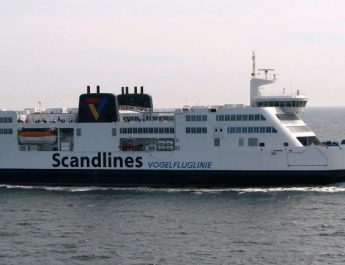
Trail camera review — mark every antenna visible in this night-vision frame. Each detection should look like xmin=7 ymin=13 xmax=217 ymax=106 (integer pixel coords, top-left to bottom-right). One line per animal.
xmin=258 ymin=68 xmax=275 ymax=79
xmin=251 ymin=51 xmax=256 ymax=77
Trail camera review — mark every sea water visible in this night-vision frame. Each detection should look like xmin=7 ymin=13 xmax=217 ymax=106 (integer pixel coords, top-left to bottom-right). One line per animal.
xmin=1 ymin=107 xmax=345 ymax=265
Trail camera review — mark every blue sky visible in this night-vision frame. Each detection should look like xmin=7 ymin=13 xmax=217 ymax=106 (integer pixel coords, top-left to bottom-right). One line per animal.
xmin=1 ymin=0 xmax=345 ymax=109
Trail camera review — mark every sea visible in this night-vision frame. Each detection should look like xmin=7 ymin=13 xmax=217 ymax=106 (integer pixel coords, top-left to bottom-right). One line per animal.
xmin=1 ymin=107 xmax=345 ymax=265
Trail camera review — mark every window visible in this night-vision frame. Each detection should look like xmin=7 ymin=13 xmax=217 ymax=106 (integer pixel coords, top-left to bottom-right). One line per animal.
xmin=76 ymin=128 xmax=81 ymax=136
xmin=228 ymin=126 xmax=277 ymax=134
xmin=120 ymin=127 xmax=174 ymax=134
xmin=112 ymin=128 xmax=117 ymax=136
xmin=287 ymin=126 xmax=310 ymax=133
xmin=0 ymin=117 xmax=13 ymax=123
xmin=248 ymin=138 xmax=258 ymax=146
xmin=186 ymin=127 xmax=207 ymax=134
xmin=187 ymin=115 xmax=207 ymax=122
xmin=297 ymin=136 xmax=320 ymax=146
xmin=0 ymin=128 xmax=13 ymax=134
xmin=214 ymin=138 xmax=220 ymax=146
xmin=276 ymin=114 xmax=299 ymax=121
xmin=218 ymin=114 xmax=265 ymax=122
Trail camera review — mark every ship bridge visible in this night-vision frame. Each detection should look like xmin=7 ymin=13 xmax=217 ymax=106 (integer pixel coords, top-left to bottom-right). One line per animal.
xmin=250 ymin=52 xmax=308 ymax=114
xmin=254 ymin=94 xmax=308 ymax=114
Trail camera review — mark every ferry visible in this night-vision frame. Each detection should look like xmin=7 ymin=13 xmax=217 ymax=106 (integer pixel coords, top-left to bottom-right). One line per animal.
xmin=1 ymin=53 xmax=345 ymax=187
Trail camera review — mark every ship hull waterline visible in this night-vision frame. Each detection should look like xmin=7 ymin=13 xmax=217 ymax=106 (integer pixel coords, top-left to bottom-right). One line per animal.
xmin=0 ymin=169 xmax=345 ymax=187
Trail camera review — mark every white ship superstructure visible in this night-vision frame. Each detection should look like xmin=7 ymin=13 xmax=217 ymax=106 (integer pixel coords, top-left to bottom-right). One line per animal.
xmin=0 ymin=54 xmax=344 ymax=186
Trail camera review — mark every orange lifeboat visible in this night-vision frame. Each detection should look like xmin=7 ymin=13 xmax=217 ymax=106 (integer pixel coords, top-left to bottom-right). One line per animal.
xmin=18 ymin=130 xmax=57 ymax=144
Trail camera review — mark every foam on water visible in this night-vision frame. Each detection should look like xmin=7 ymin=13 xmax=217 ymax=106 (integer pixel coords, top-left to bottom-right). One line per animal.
xmin=1 ymin=184 xmax=345 ymax=193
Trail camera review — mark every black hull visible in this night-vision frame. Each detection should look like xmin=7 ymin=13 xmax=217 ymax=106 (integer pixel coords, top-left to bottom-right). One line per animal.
xmin=1 ymin=169 xmax=345 ymax=187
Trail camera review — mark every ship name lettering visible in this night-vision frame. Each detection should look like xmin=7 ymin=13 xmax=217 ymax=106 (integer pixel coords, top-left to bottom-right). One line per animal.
xmin=52 ymin=152 xmax=143 ymax=168
xmin=147 ymin=161 xmax=212 ymax=169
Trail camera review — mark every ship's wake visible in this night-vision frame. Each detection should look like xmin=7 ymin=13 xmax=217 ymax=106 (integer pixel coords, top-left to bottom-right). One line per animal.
xmin=1 ymin=185 xmax=345 ymax=193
